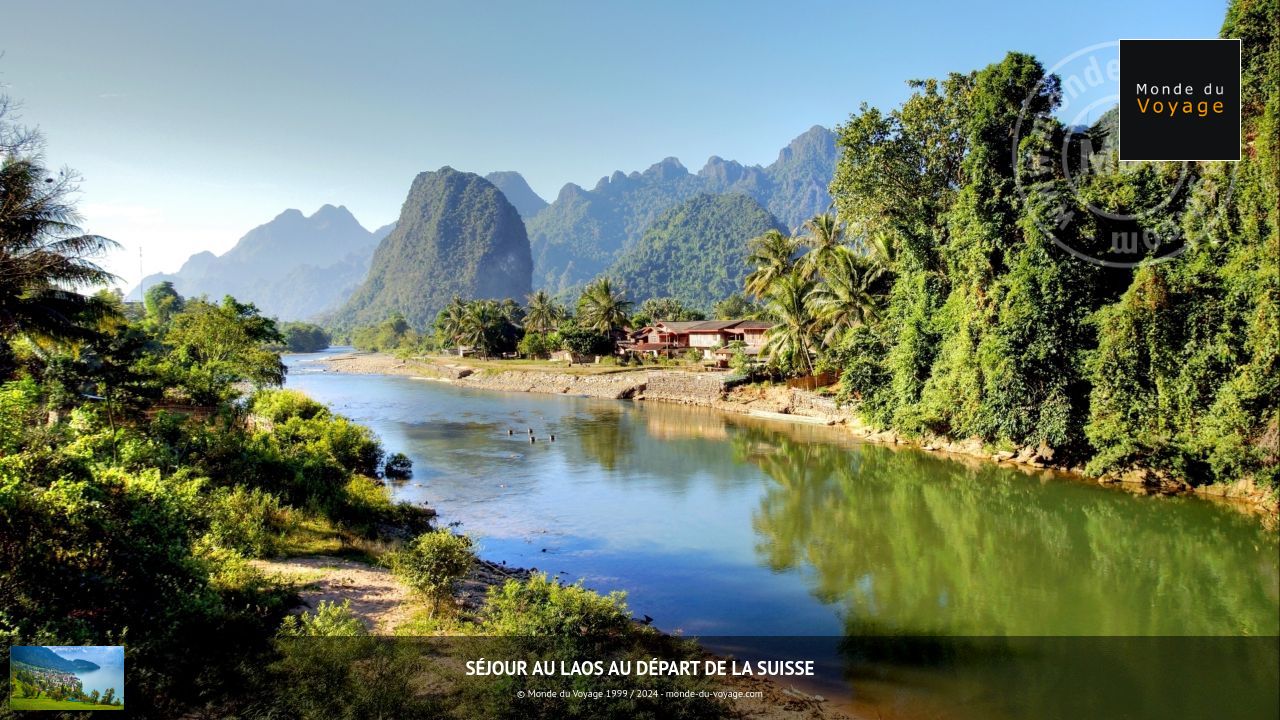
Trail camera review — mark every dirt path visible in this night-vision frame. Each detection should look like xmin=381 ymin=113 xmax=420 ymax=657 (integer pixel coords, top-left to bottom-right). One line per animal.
xmin=251 ymin=555 xmax=416 ymax=633
xmin=252 ymin=555 xmax=851 ymax=718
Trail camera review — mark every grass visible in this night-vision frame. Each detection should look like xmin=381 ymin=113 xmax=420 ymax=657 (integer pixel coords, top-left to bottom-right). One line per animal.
xmin=10 ymin=696 xmax=123 ymax=711
xmin=274 ymin=515 xmax=393 ymax=564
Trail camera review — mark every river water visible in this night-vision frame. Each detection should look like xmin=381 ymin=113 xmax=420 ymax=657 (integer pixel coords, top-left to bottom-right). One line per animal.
xmin=284 ymin=351 xmax=1278 ymax=719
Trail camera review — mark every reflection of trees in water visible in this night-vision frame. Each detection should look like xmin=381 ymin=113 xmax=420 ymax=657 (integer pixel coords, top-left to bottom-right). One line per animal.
xmin=559 ymin=404 xmax=759 ymax=494
xmin=741 ymin=430 xmax=1279 ymax=637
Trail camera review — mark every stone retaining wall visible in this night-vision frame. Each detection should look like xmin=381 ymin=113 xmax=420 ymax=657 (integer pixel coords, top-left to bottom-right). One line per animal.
xmin=640 ymin=371 xmax=730 ymax=406
xmin=454 ymin=370 xmax=646 ymax=400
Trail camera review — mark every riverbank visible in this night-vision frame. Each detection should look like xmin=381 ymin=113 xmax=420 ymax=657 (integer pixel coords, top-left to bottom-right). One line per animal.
xmin=257 ymin=552 xmax=853 ymax=719
xmin=308 ymin=351 xmax=1278 ymax=517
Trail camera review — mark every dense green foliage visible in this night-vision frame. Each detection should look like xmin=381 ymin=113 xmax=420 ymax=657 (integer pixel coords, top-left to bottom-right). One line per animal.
xmin=0 ymin=308 xmax=421 ymax=716
xmin=0 ymin=127 xmax=423 ymax=714
xmin=607 ymin=194 xmax=786 ymax=310
xmin=809 ymin=4 xmax=1278 ymax=492
xmin=527 ymin=127 xmax=836 ymax=296
xmin=279 ymin=321 xmax=331 ymax=352
xmin=334 ymin=167 xmax=533 ymax=329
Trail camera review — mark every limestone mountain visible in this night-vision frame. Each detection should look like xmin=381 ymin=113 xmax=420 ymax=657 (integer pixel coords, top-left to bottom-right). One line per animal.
xmin=128 ymin=205 xmax=388 ymax=320
xmin=526 ymin=126 xmax=836 ymax=296
xmin=332 ymin=167 xmax=532 ymax=329
xmin=484 ymin=171 xmax=548 ymax=219
xmin=607 ymin=193 xmax=786 ymax=310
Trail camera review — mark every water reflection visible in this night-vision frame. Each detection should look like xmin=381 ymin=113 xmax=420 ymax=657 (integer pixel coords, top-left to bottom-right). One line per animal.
xmin=741 ymin=429 xmax=1280 ymax=637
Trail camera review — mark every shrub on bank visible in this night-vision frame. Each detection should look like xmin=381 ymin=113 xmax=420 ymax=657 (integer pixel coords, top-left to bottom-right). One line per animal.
xmin=480 ymin=573 xmax=631 ymax=638
xmin=388 ymin=530 xmax=476 ymax=612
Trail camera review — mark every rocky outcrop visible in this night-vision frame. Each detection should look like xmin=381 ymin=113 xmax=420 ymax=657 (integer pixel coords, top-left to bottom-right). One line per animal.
xmin=333 ymin=167 xmax=533 ymax=329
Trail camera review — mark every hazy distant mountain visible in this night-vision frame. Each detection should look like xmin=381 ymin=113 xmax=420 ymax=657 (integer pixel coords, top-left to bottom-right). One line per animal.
xmin=11 ymin=646 xmax=99 ymax=673
xmin=485 ymin=171 xmax=548 ymax=219
xmin=129 ymin=205 xmax=388 ymax=320
xmin=526 ymin=126 xmax=836 ymax=296
xmin=332 ymin=167 xmax=532 ymax=329
xmin=607 ymin=194 xmax=786 ymax=310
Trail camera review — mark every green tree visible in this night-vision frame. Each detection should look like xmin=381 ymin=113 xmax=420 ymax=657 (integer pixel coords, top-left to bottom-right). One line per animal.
xmin=575 ymin=277 xmax=632 ymax=334
xmin=279 ymin=321 xmax=331 ymax=353
xmin=631 ymin=296 xmax=705 ymax=327
xmin=163 ymin=296 xmax=286 ymax=403
xmin=143 ymin=281 xmax=185 ymax=325
xmin=760 ymin=274 xmax=818 ymax=376
xmin=744 ymin=229 xmax=799 ymax=299
xmin=457 ymin=299 xmax=517 ymax=358
xmin=433 ymin=296 xmax=469 ymax=348
xmin=712 ymin=292 xmax=762 ymax=320
xmin=798 ymin=212 xmax=845 ymax=280
xmin=808 ymin=245 xmax=886 ymax=347
xmin=524 ymin=289 xmax=565 ymax=334
xmin=0 ymin=102 xmax=118 ymax=375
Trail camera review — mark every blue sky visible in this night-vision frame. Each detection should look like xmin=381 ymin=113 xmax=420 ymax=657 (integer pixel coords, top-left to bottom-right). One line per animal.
xmin=0 ymin=0 xmax=1226 ymax=289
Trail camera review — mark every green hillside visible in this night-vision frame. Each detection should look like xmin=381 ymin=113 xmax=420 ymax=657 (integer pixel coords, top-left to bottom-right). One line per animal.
xmin=607 ymin=194 xmax=785 ymax=310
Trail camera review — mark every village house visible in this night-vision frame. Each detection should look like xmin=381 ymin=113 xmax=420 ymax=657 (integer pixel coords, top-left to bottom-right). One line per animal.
xmin=621 ymin=319 xmax=771 ymax=366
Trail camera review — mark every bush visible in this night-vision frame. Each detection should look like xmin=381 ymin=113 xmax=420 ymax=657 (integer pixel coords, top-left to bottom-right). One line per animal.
xmin=388 ymin=530 xmax=475 ymax=613
xmin=384 ymin=452 xmax=413 ymax=479
xmin=278 ymin=599 xmax=368 ymax=637
xmin=251 ymin=389 xmax=330 ymax=423
xmin=480 ymin=573 xmax=631 ymax=639
xmin=517 ymin=331 xmax=555 ymax=359
xmin=557 ymin=325 xmax=613 ymax=356
xmin=205 ymin=485 xmax=293 ymax=557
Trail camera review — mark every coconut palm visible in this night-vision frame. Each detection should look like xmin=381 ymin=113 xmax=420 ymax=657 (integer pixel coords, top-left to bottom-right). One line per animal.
xmin=576 ymin=278 xmax=632 ymax=334
xmin=808 ymin=246 xmax=884 ymax=346
xmin=744 ymin=229 xmax=799 ymax=299
xmin=760 ymin=274 xmax=818 ymax=376
xmin=434 ymin=296 xmax=468 ymax=346
xmin=524 ymin=289 xmax=565 ymax=333
xmin=0 ymin=157 xmax=119 ymax=347
xmin=798 ymin=213 xmax=844 ymax=280
xmin=457 ymin=300 xmax=506 ymax=358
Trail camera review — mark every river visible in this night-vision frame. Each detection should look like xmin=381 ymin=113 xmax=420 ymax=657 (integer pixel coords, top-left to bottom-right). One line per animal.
xmin=284 ymin=350 xmax=1279 ymax=719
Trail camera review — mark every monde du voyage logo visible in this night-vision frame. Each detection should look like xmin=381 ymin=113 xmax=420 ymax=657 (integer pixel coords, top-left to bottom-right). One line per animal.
xmin=1014 ymin=39 xmax=1242 ymax=269
xmin=1119 ymin=39 xmax=1242 ymax=162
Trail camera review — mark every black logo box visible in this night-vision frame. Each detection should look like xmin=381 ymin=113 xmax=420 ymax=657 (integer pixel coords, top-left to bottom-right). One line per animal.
xmin=1119 ymin=39 xmax=1241 ymax=162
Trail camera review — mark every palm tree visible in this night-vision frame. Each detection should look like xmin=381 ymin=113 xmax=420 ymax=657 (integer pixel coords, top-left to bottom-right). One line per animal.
xmin=0 ymin=157 xmax=119 ymax=347
xmin=798 ymin=213 xmax=844 ymax=280
xmin=744 ymin=229 xmax=799 ymax=299
xmin=434 ymin=296 xmax=468 ymax=347
xmin=576 ymin=278 xmax=632 ymax=334
xmin=458 ymin=300 xmax=505 ymax=358
xmin=524 ymin=289 xmax=564 ymax=333
xmin=808 ymin=246 xmax=884 ymax=346
xmin=760 ymin=274 xmax=818 ymax=376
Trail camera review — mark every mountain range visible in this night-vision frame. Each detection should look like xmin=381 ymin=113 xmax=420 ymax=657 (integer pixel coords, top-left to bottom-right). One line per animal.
xmin=11 ymin=646 xmax=100 ymax=673
xmin=132 ymin=125 xmax=837 ymax=322
xmin=526 ymin=125 xmax=836 ymax=295
xmin=330 ymin=167 xmax=532 ymax=329
xmin=128 ymin=205 xmax=392 ymax=320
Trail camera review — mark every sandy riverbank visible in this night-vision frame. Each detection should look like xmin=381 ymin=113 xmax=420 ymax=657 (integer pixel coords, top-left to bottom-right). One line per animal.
xmin=308 ymin=351 xmax=1277 ymax=516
